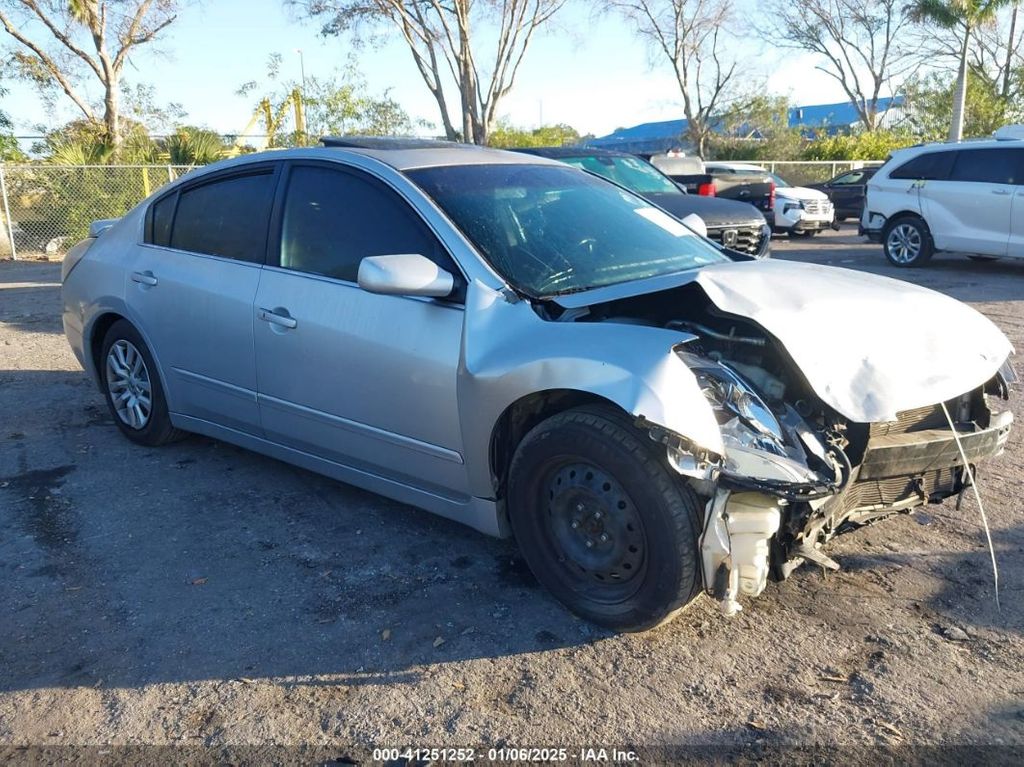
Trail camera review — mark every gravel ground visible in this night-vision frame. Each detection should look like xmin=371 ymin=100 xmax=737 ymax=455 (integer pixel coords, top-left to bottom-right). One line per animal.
xmin=1 ymin=226 xmax=1023 ymax=760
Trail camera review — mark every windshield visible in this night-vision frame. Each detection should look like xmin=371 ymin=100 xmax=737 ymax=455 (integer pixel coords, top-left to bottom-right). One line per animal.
xmin=561 ymin=155 xmax=681 ymax=195
xmin=769 ymin=173 xmax=791 ymax=188
xmin=408 ymin=164 xmax=729 ymax=297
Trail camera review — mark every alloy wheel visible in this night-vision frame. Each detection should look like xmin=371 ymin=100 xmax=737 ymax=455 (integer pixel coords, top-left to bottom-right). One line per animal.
xmin=886 ymin=223 xmax=922 ymax=264
xmin=105 ymin=339 xmax=153 ymax=430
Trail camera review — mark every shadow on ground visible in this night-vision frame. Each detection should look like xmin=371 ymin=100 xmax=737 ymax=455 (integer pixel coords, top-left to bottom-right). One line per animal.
xmin=1 ymin=370 xmax=1019 ymax=695
xmin=0 ymin=371 xmax=606 ymax=694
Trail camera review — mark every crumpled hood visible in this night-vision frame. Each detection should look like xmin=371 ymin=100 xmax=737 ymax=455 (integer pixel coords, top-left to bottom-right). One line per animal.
xmin=691 ymin=260 xmax=1013 ymax=422
xmin=775 ymin=186 xmax=828 ymax=202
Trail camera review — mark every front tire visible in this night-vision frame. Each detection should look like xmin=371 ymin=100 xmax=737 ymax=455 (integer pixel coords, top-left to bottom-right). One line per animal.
xmin=100 ymin=320 xmax=184 ymax=446
xmin=883 ymin=215 xmax=933 ymax=267
xmin=507 ymin=406 xmax=703 ymax=632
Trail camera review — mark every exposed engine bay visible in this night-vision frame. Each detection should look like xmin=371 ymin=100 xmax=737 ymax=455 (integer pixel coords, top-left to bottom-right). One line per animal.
xmin=541 ymin=281 xmax=1016 ymax=615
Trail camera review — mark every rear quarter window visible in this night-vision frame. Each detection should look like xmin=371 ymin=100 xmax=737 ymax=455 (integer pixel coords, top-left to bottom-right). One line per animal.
xmin=949 ymin=147 xmax=1024 ymax=184
xmin=148 ymin=192 xmax=176 ymax=247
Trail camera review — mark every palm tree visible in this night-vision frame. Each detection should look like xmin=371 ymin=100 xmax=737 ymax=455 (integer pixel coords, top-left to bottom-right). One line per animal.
xmin=911 ymin=0 xmax=1013 ymax=141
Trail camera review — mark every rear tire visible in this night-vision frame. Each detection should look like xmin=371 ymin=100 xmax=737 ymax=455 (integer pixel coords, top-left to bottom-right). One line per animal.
xmin=883 ymin=215 xmax=933 ymax=267
xmin=507 ymin=405 xmax=703 ymax=632
xmin=100 ymin=320 xmax=185 ymax=447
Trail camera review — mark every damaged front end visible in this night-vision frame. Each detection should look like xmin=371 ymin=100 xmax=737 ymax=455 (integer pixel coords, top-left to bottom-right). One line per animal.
xmin=636 ymin=313 xmax=1014 ymax=616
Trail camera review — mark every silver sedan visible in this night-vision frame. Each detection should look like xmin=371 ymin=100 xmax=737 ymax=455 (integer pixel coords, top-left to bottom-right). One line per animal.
xmin=61 ymin=138 xmax=1015 ymax=631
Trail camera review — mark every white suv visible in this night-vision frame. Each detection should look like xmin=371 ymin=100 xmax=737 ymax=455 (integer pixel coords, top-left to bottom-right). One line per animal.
xmin=861 ymin=127 xmax=1024 ymax=266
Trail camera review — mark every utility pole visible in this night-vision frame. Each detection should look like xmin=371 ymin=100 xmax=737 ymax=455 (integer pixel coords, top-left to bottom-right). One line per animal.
xmin=296 ymin=48 xmax=308 ymax=145
xmin=1004 ymin=4 xmax=1020 ymax=100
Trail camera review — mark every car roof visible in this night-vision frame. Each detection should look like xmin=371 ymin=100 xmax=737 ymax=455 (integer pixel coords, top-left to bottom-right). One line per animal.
xmin=513 ymin=146 xmax=630 ymax=159
xmin=891 ymin=134 xmax=1024 ymax=159
xmin=186 ymin=138 xmax=563 ymax=180
xmin=318 ymin=135 xmax=562 ymax=171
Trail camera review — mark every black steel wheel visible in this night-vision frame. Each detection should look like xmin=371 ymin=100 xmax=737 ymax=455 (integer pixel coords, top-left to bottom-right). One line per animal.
xmin=507 ymin=405 xmax=703 ymax=631
xmin=544 ymin=462 xmax=648 ymax=603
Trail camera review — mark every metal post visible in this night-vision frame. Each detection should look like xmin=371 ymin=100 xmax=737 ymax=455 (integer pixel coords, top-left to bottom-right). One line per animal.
xmin=167 ymin=164 xmax=176 ymax=182
xmin=0 ymin=166 xmax=17 ymax=261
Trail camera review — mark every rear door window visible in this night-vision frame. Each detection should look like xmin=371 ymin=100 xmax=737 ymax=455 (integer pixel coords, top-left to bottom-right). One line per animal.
xmin=889 ymin=150 xmax=958 ymax=180
xmin=949 ymin=148 xmax=1024 ymax=184
xmin=169 ymin=170 xmax=277 ymax=262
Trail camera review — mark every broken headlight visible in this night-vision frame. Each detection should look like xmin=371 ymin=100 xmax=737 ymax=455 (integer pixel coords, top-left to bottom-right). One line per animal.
xmin=679 ymin=355 xmax=829 ymax=487
xmin=691 ymin=361 xmax=785 ymax=449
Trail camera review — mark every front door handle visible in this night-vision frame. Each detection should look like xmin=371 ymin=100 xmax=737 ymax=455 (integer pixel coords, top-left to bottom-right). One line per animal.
xmin=258 ymin=307 xmax=298 ymax=329
xmin=131 ymin=270 xmax=158 ymax=286
xmin=992 ymin=189 xmax=1011 ymax=196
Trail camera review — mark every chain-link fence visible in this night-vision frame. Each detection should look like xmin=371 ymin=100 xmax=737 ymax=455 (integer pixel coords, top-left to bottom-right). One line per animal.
xmin=760 ymin=160 xmax=884 ymax=186
xmin=0 ymin=159 xmax=887 ymax=261
xmin=0 ymin=165 xmax=194 ymax=259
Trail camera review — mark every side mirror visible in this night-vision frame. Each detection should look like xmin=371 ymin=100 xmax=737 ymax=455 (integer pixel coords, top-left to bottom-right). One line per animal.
xmin=357 ymin=254 xmax=455 ymax=298
xmin=680 ymin=213 xmax=708 ymax=239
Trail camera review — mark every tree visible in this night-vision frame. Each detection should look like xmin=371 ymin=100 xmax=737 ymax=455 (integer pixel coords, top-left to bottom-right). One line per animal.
xmin=903 ymin=68 xmax=1023 ymax=138
xmin=0 ymin=0 xmax=180 ymax=150
xmin=605 ymin=0 xmax=751 ymax=158
xmin=36 ymin=116 xmax=156 ymax=163
xmin=295 ymin=0 xmax=567 ymax=145
xmin=926 ymin=3 xmax=1023 ymax=98
xmin=160 ymin=125 xmax=229 ymax=165
xmin=800 ymin=129 xmax=919 ymax=160
xmin=487 ymin=120 xmax=580 ymax=147
xmin=760 ymin=0 xmax=919 ymax=131
xmin=237 ymin=55 xmax=419 ymax=148
xmin=709 ymin=95 xmax=804 ymax=160
xmin=910 ymin=0 xmax=1013 ymax=141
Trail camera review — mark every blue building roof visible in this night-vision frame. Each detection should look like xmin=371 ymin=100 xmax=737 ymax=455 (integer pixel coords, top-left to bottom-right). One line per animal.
xmin=789 ymin=96 xmax=902 ymax=130
xmin=585 ymin=97 xmax=904 ymax=155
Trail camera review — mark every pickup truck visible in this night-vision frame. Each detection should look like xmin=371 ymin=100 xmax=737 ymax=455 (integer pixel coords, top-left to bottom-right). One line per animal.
xmin=706 ymin=162 xmax=837 ymax=236
xmin=648 ymin=154 xmax=716 ymax=196
xmin=704 ymin=166 xmax=776 ymax=220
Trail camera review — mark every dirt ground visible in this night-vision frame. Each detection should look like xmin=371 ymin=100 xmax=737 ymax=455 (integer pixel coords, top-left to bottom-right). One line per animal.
xmin=1 ymin=226 xmax=1023 ymax=761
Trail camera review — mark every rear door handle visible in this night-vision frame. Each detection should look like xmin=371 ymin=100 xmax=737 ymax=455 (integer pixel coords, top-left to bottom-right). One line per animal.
xmin=992 ymin=189 xmax=1011 ymax=195
xmin=131 ymin=270 xmax=158 ymax=286
xmin=258 ymin=308 xmax=297 ymax=329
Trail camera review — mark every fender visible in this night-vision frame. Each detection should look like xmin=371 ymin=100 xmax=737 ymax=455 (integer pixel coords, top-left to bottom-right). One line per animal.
xmin=457 ymin=280 xmax=724 ymax=497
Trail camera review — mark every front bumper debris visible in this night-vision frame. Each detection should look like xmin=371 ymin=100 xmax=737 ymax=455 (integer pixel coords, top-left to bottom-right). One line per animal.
xmin=858 ymin=411 xmax=1013 ymax=480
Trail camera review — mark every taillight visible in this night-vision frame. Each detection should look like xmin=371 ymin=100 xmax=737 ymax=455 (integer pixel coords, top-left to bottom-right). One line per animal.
xmin=768 ymin=181 xmax=776 ymax=210
xmin=697 ymin=182 xmax=716 ymax=196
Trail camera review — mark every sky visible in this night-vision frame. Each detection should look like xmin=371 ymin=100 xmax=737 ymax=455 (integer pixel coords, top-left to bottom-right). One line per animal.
xmin=0 ymin=0 xmax=849 ymax=144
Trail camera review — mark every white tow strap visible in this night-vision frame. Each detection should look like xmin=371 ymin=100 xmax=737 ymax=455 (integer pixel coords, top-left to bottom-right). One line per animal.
xmin=941 ymin=402 xmax=1000 ymax=611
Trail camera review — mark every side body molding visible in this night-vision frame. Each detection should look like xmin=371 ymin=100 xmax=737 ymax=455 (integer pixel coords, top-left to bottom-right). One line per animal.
xmin=458 ymin=281 xmax=724 ymax=498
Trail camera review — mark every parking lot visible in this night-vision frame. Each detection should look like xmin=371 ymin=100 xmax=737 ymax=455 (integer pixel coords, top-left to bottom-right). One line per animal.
xmin=2 ymin=225 xmax=1023 ymax=756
